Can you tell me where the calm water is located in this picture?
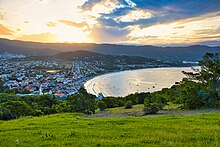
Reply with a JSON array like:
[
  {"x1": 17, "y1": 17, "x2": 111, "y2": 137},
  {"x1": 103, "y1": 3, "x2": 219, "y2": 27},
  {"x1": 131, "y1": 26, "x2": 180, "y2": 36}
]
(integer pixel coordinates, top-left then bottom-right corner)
[{"x1": 84, "y1": 67, "x2": 195, "y2": 97}]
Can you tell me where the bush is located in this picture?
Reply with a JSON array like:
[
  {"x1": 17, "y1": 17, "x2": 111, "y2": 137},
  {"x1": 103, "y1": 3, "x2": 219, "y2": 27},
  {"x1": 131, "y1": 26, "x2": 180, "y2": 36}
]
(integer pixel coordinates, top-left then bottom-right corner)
[
  {"x1": 124, "y1": 100, "x2": 133, "y2": 109},
  {"x1": 34, "y1": 109, "x2": 44, "y2": 116},
  {"x1": 0, "y1": 108, "x2": 17, "y2": 120},
  {"x1": 66, "y1": 88, "x2": 96, "y2": 114},
  {"x1": 0, "y1": 100, "x2": 34, "y2": 120},
  {"x1": 97, "y1": 101, "x2": 107, "y2": 111},
  {"x1": 143, "y1": 99, "x2": 160, "y2": 115}
]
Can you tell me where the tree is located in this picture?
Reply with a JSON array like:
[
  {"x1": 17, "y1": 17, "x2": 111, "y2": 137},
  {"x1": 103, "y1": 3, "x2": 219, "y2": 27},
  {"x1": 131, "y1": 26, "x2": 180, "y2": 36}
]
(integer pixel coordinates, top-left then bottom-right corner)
[
  {"x1": 183, "y1": 53, "x2": 220, "y2": 107},
  {"x1": 143, "y1": 99, "x2": 160, "y2": 115},
  {"x1": 35, "y1": 94, "x2": 60, "y2": 114},
  {"x1": 198, "y1": 53, "x2": 219, "y2": 83},
  {"x1": 0, "y1": 80, "x2": 3, "y2": 92},
  {"x1": 183, "y1": 53, "x2": 219, "y2": 88},
  {"x1": 0, "y1": 100, "x2": 33, "y2": 120},
  {"x1": 179, "y1": 79, "x2": 205, "y2": 109},
  {"x1": 52, "y1": 101, "x2": 67, "y2": 113},
  {"x1": 97, "y1": 101, "x2": 107, "y2": 111},
  {"x1": 124, "y1": 100, "x2": 133, "y2": 109},
  {"x1": 38, "y1": 94, "x2": 60, "y2": 107},
  {"x1": 66, "y1": 88, "x2": 96, "y2": 114},
  {"x1": 0, "y1": 93, "x2": 19, "y2": 103}
]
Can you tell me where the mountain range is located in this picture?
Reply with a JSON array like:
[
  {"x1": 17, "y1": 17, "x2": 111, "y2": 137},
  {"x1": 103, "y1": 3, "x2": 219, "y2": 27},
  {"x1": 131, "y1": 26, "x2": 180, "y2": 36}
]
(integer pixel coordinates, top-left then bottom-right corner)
[{"x1": 0, "y1": 38, "x2": 219, "y2": 61}]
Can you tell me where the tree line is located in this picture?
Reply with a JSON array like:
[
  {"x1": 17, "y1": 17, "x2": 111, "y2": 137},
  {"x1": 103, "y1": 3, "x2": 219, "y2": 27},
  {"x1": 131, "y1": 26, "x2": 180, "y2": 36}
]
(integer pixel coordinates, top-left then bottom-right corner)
[{"x1": 0, "y1": 88, "x2": 96, "y2": 120}]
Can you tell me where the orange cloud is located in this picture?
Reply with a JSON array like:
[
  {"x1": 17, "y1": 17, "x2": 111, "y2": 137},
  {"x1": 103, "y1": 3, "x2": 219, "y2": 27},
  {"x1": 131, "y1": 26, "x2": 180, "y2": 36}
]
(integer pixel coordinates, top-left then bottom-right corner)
[
  {"x1": 58, "y1": 20, "x2": 88, "y2": 28},
  {"x1": 46, "y1": 21, "x2": 57, "y2": 27},
  {"x1": 17, "y1": 32, "x2": 58, "y2": 43},
  {"x1": 0, "y1": 24, "x2": 14, "y2": 35}
]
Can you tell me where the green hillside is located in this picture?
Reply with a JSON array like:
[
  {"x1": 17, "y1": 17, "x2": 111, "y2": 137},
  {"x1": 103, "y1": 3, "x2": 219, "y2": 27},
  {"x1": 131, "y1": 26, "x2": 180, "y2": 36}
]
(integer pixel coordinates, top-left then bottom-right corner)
[{"x1": 0, "y1": 112, "x2": 219, "y2": 146}]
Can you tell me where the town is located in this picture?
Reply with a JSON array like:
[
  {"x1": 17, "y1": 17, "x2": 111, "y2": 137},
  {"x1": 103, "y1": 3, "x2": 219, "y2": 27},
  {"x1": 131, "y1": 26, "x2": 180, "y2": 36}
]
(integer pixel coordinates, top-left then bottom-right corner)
[
  {"x1": 0, "y1": 57, "x2": 103, "y2": 98},
  {"x1": 0, "y1": 51, "x2": 189, "y2": 98}
]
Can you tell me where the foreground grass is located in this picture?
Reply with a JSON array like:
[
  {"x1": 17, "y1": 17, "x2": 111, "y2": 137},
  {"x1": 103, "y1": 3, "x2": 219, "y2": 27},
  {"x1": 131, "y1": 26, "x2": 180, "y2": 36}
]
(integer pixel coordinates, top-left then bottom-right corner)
[
  {"x1": 109, "y1": 104, "x2": 144, "y2": 114},
  {"x1": 0, "y1": 113, "x2": 220, "y2": 146}
]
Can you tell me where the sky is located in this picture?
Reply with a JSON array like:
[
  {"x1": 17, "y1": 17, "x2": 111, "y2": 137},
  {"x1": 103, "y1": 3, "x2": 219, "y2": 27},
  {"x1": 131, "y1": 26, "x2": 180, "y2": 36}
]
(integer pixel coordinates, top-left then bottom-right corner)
[{"x1": 0, "y1": 0, "x2": 220, "y2": 46}]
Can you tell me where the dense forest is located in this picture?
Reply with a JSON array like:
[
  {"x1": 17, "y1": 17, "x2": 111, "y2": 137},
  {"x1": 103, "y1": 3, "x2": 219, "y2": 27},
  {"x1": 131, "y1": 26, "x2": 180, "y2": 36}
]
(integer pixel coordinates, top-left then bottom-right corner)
[{"x1": 0, "y1": 53, "x2": 219, "y2": 120}]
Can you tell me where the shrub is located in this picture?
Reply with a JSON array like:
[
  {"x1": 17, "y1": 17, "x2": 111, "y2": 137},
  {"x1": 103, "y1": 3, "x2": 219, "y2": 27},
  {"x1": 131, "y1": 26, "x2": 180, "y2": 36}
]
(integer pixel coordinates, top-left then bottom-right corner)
[
  {"x1": 0, "y1": 100, "x2": 33, "y2": 120},
  {"x1": 66, "y1": 88, "x2": 96, "y2": 114},
  {"x1": 143, "y1": 99, "x2": 160, "y2": 115},
  {"x1": 0, "y1": 108, "x2": 17, "y2": 120},
  {"x1": 97, "y1": 101, "x2": 107, "y2": 111},
  {"x1": 124, "y1": 100, "x2": 133, "y2": 109}
]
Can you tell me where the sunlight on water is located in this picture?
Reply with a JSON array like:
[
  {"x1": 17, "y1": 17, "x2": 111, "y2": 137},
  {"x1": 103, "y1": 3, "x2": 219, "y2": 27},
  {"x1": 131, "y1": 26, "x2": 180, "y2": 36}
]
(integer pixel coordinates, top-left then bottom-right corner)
[{"x1": 84, "y1": 67, "x2": 196, "y2": 97}]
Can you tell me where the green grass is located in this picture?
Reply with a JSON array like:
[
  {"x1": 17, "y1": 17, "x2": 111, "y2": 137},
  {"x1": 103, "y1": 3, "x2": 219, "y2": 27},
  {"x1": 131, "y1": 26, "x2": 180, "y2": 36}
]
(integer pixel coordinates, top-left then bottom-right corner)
[
  {"x1": 109, "y1": 104, "x2": 144, "y2": 114},
  {"x1": 0, "y1": 112, "x2": 220, "y2": 146},
  {"x1": 163, "y1": 102, "x2": 182, "y2": 110}
]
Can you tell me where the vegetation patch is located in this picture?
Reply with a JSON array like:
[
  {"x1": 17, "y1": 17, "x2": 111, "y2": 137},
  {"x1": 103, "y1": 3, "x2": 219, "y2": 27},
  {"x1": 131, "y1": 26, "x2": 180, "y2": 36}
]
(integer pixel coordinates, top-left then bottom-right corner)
[{"x1": 0, "y1": 113, "x2": 219, "y2": 146}]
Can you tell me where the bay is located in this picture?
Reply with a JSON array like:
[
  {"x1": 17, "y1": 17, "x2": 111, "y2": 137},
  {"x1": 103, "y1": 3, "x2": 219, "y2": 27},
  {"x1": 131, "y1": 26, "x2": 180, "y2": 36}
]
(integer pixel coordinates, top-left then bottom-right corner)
[{"x1": 84, "y1": 67, "x2": 196, "y2": 97}]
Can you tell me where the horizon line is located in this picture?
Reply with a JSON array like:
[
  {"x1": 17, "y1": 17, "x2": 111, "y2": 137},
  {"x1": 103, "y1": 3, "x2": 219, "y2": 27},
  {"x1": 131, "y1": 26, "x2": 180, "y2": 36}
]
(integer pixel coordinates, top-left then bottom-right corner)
[{"x1": 1, "y1": 38, "x2": 220, "y2": 48}]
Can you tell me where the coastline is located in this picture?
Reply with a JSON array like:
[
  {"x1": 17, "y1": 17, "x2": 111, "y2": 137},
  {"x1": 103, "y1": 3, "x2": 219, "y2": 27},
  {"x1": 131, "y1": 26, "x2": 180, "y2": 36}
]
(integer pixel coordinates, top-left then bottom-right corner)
[
  {"x1": 85, "y1": 65, "x2": 199, "y2": 84},
  {"x1": 83, "y1": 65, "x2": 199, "y2": 97}
]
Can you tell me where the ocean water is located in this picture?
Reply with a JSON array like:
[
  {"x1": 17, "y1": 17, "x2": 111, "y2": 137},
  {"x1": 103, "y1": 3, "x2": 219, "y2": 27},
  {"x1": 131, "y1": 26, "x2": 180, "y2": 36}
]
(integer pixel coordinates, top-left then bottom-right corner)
[{"x1": 84, "y1": 67, "x2": 195, "y2": 97}]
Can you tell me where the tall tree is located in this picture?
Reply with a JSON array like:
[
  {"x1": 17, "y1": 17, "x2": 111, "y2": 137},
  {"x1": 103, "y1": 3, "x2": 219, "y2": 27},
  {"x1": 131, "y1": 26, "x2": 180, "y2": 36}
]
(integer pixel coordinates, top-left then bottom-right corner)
[
  {"x1": 183, "y1": 53, "x2": 219, "y2": 86},
  {"x1": 183, "y1": 53, "x2": 220, "y2": 105}
]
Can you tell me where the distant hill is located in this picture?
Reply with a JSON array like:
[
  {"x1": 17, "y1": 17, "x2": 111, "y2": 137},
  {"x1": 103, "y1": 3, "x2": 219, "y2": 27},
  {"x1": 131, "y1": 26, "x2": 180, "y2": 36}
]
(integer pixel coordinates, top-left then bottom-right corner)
[
  {"x1": 25, "y1": 50, "x2": 190, "y2": 71},
  {"x1": 52, "y1": 50, "x2": 165, "y2": 66},
  {"x1": 0, "y1": 38, "x2": 219, "y2": 61}
]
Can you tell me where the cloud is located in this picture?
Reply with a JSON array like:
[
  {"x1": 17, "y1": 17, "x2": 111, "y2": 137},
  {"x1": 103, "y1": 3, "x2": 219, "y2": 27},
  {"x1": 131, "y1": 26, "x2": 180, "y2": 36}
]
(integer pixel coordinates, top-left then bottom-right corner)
[
  {"x1": 17, "y1": 32, "x2": 58, "y2": 43},
  {"x1": 114, "y1": 9, "x2": 153, "y2": 22},
  {"x1": 89, "y1": 25, "x2": 128, "y2": 43},
  {"x1": 80, "y1": 0, "x2": 103, "y2": 11},
  {"x1": 46, "y1": 21, "x2": 57, "y2": 27},
  {"x1": 2, "y1": 0, "x2": 220, "y2": 45},
  {"x1": 58, "y1": 20, "x2": 88, "y2": 28},
  {"x1": 80, "y1": 0, "x2": 125, "y2": 23},
  {"x1": 81, "y1": 0, "x2": 136, "y2": 12},
  {"x1": 0, "y1": 24, "x2": 14, "y2": 35},
  {"x1": 88, "y1": 0, "x2": 120, "y2": 17},
  {"x1": 124, "y1": 0, "x2": 136, "y2": 7},
  {"x1": 79, "y1": 0, "x2": 220, "y2": 45},
  {"x1": 83, "y1": 0, "x2": 220, "y2": 29},
  {"x1": 173, "y1": 26, "x2": 185, "y2": 29},
  {"x1": 126, "y1": 13, "x2": 220, "y2": 45},
  {"x1": 176, "y1": 11, "x2": 220, "y2": 24}
]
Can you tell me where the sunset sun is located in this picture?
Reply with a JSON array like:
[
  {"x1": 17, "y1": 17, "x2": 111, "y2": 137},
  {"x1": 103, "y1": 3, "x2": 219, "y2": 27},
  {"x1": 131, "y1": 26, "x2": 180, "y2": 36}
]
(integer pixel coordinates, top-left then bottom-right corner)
[{"x1": 54, "y1": 25, "x2": 93, "y2": 43}]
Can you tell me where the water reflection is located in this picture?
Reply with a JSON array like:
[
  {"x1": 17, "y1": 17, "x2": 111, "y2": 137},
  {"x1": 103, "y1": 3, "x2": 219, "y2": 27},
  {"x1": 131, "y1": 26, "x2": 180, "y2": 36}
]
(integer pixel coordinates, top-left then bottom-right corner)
[{"x1": 84, "y1": 67, "x2": 195, "y2": 97}]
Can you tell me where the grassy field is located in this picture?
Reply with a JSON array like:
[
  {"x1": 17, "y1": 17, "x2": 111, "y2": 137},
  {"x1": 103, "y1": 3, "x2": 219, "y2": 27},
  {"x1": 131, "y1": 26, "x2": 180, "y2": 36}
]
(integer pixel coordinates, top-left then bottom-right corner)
[{"x1": 0, "y1": 112, "x2": 219, "y2": 146}]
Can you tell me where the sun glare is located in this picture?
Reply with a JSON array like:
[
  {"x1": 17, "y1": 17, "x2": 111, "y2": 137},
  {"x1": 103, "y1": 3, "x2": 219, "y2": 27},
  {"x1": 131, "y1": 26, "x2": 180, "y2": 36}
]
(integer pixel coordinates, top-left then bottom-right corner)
[{"x1": 54, "y1": 25, "x2": 93, "y2": 43}]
